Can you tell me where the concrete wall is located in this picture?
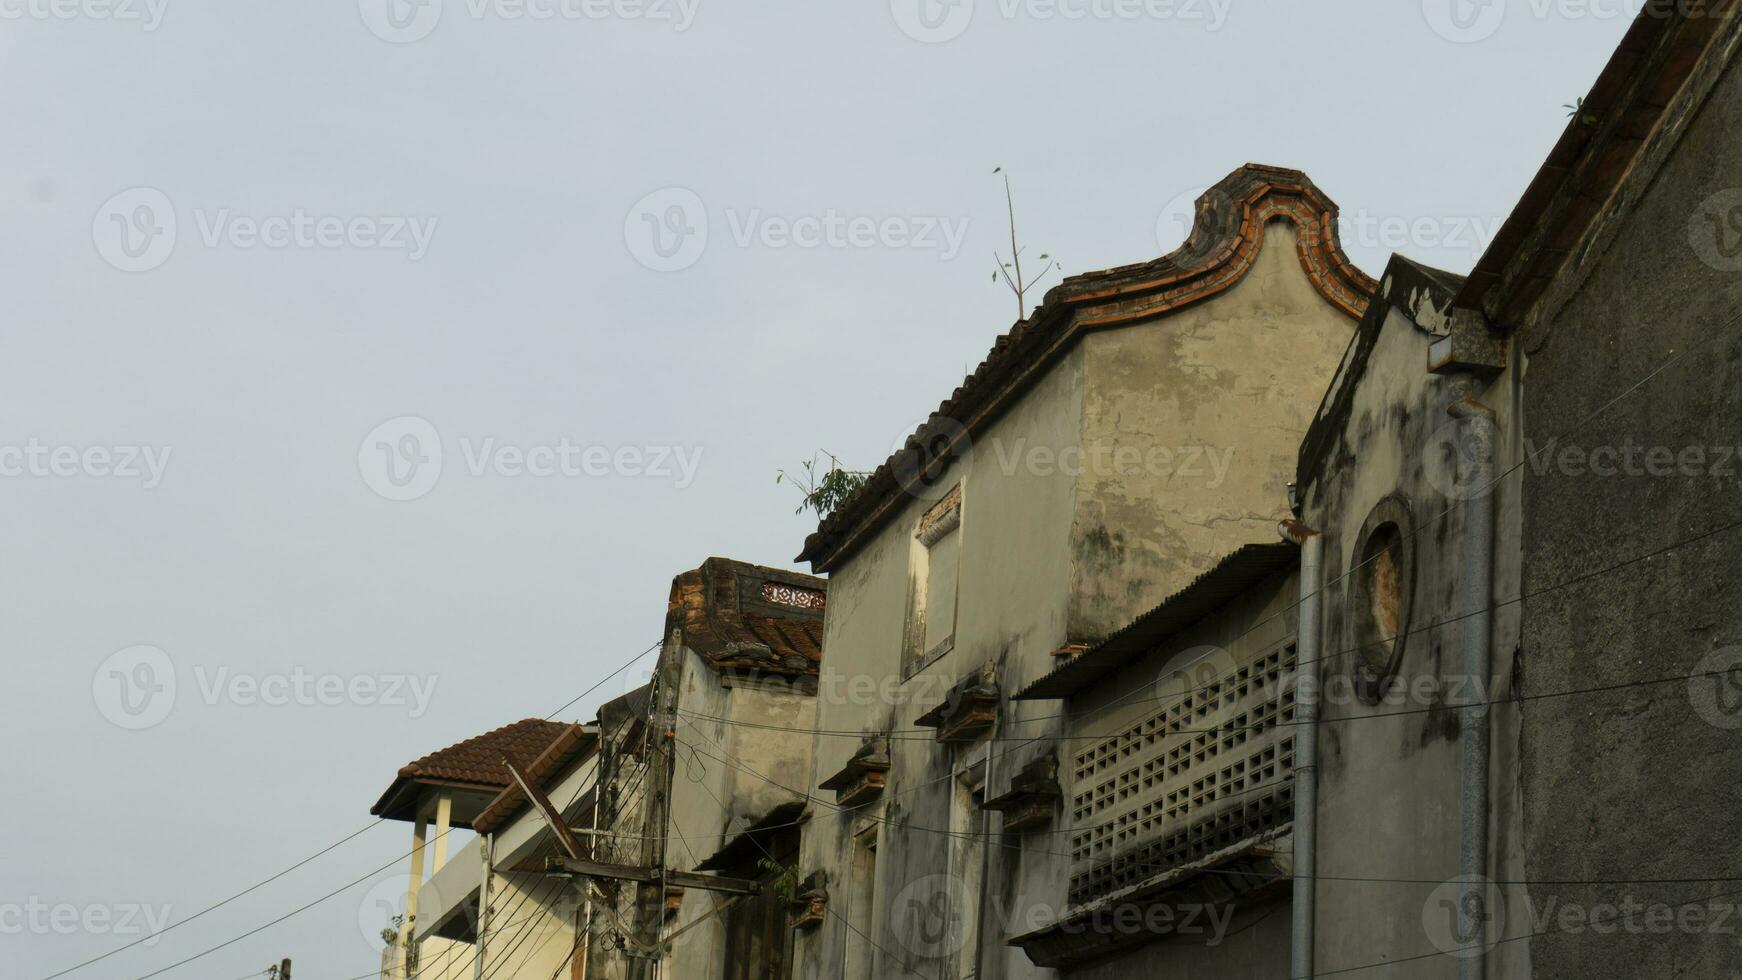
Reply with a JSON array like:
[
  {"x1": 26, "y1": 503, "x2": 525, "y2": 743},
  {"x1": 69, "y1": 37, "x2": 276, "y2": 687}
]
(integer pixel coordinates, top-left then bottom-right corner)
[
  {"x1": 666, "y1": 649, "x2": 817, "y2": 980},
  {"x1": 1053, "y1": 569, "x2": 1299, "y2": 979},
  {"x1": 1515, "y1": 39, "x2": 1742, "y2": 979},
  {"x1": 797, "y1": 217, "x2": 1360, "y2": 980},
  {"x1": 795, "y1": 340, "x2": 1085, "y2": 980},
  {"x1": 1071, "y1": 224, "x2": 1355, "y2": 641},
  {"x1": 1296, "y1": 295, "x2": 1527, "y2": 978}
]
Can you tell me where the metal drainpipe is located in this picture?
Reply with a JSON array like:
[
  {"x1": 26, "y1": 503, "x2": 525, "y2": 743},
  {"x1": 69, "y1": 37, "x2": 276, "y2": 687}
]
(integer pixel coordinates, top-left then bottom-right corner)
[
  {"x1": 1449, "y1": 378, "x2": 1497, "y2": 980},
  {"x1": 1280, "y1": 518, "x2": 1322, "y2": 980}
]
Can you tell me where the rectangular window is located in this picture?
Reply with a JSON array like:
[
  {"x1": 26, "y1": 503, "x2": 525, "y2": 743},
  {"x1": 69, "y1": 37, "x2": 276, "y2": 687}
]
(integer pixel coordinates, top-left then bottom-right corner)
[
  {"x1": 843, "y1": 829, "x2": 880, "y2": 980},
  {"x1": 910, "y1": 486, "x2": 963, "y2": 669}
]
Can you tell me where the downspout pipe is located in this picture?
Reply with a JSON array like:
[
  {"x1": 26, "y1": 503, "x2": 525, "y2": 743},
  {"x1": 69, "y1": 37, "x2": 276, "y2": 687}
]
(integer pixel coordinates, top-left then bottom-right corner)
[
  {"x1": 1448, "y1": 379, "x2": 1497, "y2": 980},
  {"x1": 1280, "y1": 518, "x2": 1322, "y2": 980}
]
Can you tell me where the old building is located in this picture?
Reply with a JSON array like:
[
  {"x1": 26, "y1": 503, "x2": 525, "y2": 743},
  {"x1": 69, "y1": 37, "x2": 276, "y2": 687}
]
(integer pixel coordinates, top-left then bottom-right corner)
[
  {"x1": 587, "y1": 557, "x2": 827, "y2": 980},
  {"x1": 369, "y1": 717, "x2": 594, "y2": 979},
  {"x1": 1461, "y1": 5, "x2": 1742, "y2": 976},
  {"x1": 785, "y1": 163, "x2": 1376, "y2": 980}
]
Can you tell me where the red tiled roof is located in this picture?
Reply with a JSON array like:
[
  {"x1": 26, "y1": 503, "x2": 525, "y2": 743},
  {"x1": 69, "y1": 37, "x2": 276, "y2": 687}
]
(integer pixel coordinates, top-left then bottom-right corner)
[
  {"x1": 471, "y1": 723, "x2": 598, "y2": 836},
  {"x1": 667, "y1": 558, "x2": 827, "y2": 676},
  {"x1": 796, "y1": 163, "x2": 1375, "y2": 573},
  {"x1": 370, "y1": 718, "x2": 573, "y2": 819}
]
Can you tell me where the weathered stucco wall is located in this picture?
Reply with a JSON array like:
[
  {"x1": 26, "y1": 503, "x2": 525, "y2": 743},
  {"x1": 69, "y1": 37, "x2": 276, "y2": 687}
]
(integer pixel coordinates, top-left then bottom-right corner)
[
  {"x1": 798, "y1": 214, "x2": 1363, "y2": 980},
  {"x1": 795, "y1": 344, "x2": 1085, "y2": 980},
  {"x1": 1298, "y1": 293, "x2": 1526, "y2": 978},
  {"x1": 1070, "y1": 223, "x2": 1356, "y2": 642},
  {"x1": 667, "y1": 650, "x2": 817, "y2": 980},
  {"x1": 1517, "y1": 40, "x2": 1742, "y2": 979}
]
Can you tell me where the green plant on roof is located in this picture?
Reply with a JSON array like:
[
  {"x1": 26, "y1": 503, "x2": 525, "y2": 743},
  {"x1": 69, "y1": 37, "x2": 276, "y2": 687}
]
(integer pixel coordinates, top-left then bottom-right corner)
[{"x1": 778, "y1": 451, "x2": 870, "y2": 519}]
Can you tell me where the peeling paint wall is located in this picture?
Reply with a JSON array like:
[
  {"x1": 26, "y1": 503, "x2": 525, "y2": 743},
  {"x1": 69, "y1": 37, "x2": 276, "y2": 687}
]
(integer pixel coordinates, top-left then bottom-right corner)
[
  {"x1": 1071, "y1": 223, "x2": 1356, "y2": 642},
  {"x1": 795, "y1": 344, "x2": 1084, "y2": 980},
  {"x1": 797, "y1": 218, "x2": 1360, "y2": 980},
  {"x1": 1297, "y1": 297, "x2": 1526, "y2": 979},
  {"x1": 666, "y1": 653, "x2": 818, "y2": 980}
]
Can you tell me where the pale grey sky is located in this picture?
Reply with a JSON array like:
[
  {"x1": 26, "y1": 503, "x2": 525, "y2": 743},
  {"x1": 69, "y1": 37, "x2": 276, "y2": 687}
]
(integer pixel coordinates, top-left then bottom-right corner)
[{"x1": 2, "y1": 1, "x2": 1634, "y2": 976}]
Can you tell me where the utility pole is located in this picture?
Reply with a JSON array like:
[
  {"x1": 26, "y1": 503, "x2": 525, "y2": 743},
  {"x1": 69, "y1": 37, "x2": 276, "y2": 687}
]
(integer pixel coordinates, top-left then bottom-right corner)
[
  {"x1": 266, "y1": 959, "x2": 291, "y2": 980},
  {"x1": 626, "y1": 628, "x2": 681, "y2": 980},
  {"x1": 473, "y1": 834, "x2": 495, "y2": 980}
]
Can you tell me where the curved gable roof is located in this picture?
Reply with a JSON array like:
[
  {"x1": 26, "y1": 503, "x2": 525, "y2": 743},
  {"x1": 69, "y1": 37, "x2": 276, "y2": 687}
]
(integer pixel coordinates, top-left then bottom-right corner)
[{"x1": 797, "y1": 163, "x2": 1376, "y2": 572}]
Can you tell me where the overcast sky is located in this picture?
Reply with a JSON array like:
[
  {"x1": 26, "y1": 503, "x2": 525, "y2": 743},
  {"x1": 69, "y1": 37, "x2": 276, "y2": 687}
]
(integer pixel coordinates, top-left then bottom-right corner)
[{"x1": 1, "y1": 1, "x2": 1638, "y2": 976}]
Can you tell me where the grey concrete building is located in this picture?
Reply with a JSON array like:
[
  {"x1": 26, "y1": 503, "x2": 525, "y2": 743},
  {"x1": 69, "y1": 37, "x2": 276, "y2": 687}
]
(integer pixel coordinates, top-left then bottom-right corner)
[
  {"x1": 587, "y1": 557, "x2": 827, "y2": 980},
  {"x1": 786, "y1": 163, "x2": 1377, "y2": 980}
]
